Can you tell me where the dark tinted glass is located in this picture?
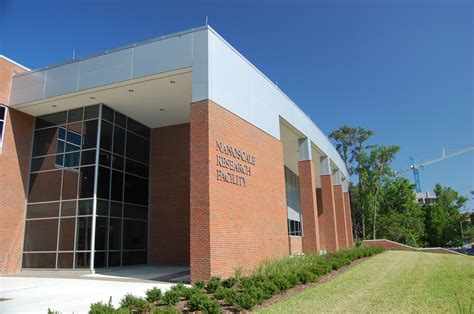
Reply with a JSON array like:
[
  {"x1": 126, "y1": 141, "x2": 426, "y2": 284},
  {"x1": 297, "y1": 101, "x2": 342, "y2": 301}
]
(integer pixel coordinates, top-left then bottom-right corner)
[
  {"x1": 23, "y1": 253, "x2": 56, "y2": 268},
  {"x1": 64, "y1": 152, "x2": 80, "y2": 168},
  {"x1": 58, "y1": 253, "x2": 74, "y2": 268},
  {"x1": 124, "y1": 174, "x2": 148, "y2": 205},
  {"x1": 32, "y1": 128, "x2": 58, "y2": 156},
  {"x1": 29, "y1": 170, "x2": 62, "y2": 203},
  {"x1": 76, "y1": 217, "x2": 92, "y2": 250},
  {"x1": 97, "y1": 200, "x2": 109, "y2": 216},
  {"x1": 108, "y1": 218, "x2": 122, "y2": 250},
  {"x1": 126, "y1": 159, "x2": 149, "y2": 177},
  {"x1": 108, "y1": 252, "x2": 121, "y2": 267},
  {"x1": 122, "y1": 250, "x2": 147, "y2": 266},
  {"x1": 84, "y1": 105, "x2": 99, "y2": 120},
  {"x1": 61, "y1": 201, "x2": 76, "y2": 216},
  {"x1": 24, "y1": 219, "x2": 58, "y2": 251},
  {"x1": 79, "y1": 166, "x2": 95, "y2": 198},
  {"x1": 0, "y1": 106, "x2": 5, "y2": 118},
  {"x1": 26, "y1": 202, "x2": 60, "y2": 219},
  {"x1": 81, "y1": 149, "x2": 96, "y2": 165},
  {"x1": 114, "y1": 112, "x2": 126, "y2": 128},
  {"x1": 78, "y1": 199, "x2": 93, "y2": 216},
  {"x1": 102, "y1": 106, "x2": 114, "y2": 122},
  {"x1": 35, "y1": 112, "x2": 67, "y2": 129},
  {"x1": 95, "y1": 217, "x2": 108, "y2": 250},
  {"x1": 62, "y1": 170, "x2": 78, "y2": 200},
  {"x1": 30, "y1": 155, "x2": 58, "y2": 172},
  {"x1": 123, "y1": 220, "x2": 147, "y2": 250},
  {"x1": 127, "y1": 118, "x2": 150, "y2": 139},
  {"x1": 113, "y1": 126, "x2": 125, "y2": 155},
  {"x1": 99, "y1": 150, "x2": 111, "y2": 167},
  {"x1": 59, "y1": 218, "x2": 76, "y2": 251},
  {"x1": 124, "y1": 204, "x2": 148, "y2": 220},
  {"x1": 111, "y1": 171, "x2": 123, "y2": 202},
  {"x1": 75, "y1": 252, "x2": 90, "y2": 268},
  {"x1": 110, "y1": 202, "x2": 122, "y2": 217},
  {"x1": 68, "y1": 108, "x2": 83, "y2": 123},
  {"x1": 94, "y1": 252, "x2": 106, "y2": 268},
  {"x1": 112, "y1": 155, "x2": 124, "y2": 170},
  {"x1": 97, "y1": 167, "x2": 110, "y2": 199},
  {"x1": 126, "y1": 132, "x2": 149, "y2": 164},
  {"x1": 100, "y1": 121, "x2": 113, "y2": 151},
  {"x1": 82, "y1": 120, "x2": 98, "y2": 149}
]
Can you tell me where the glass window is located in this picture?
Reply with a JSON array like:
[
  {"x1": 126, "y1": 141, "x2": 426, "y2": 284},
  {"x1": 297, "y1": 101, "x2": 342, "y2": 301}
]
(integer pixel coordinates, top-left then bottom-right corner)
[
  {"x1": 126, "y1": 159, "x2": 149, "y2": 177},
  {"x1": 79, "y1": 166, "x2": 95, "y2": 198},
  {"x1": 24, "y1": 219, "x2": 59, "y2": 251},
  {"x1": 108, "y1": 251, "x2": 121, "y2": 267},
  {"x1": 75, "y1": 252, "x2": 90, "y2": 268},
  {"x1": 78, "y1": 199, "x2": 93, "y2": 216},
  {"x1": 99, "y1": 150, "x2": 111, "y2": 167},
  {"x1": 82, "y1": 120, "x2": 98, "y2": 149},
  {"x1": 61, "y1": 201, "x2": 76, "y2": 216},
  {"x1": 108, "y1": 218, "x2": 122, "y2": 250},
  {"x1": 111, "y1": 171, "x2": 123, "y2": 202},
  {"x1": 94, "y1": 252, "x2": 106, "y2": 268},
  {"x1": 64, "y1": 152, "x2": 80, "y2": 168},
  {"x1": 68, "y1": 108, "x2": 83, "y2": 123},
  {"x1": 26, "y1": 202, "x2": 60, "y2": 219},
  {"x1": 114, "y1": 111, "x2": 126, "y2": 128},
  {"x1": 81, "y1": 149, "x2": 96, "y2": 166},
  {"x1": 97, "y1": 200, "x2": 109, "y2": 216},
  {"x1": 124, "y1": 174, "x2": 148, "y2": 205},
  {"x1": 35, "y1": 111, "x2": 67, "y2": 129},
  {"x1": 95, "y1": 217, "x2": 108, "y2": 251},
  {"x1": 102, "y1": 106, "x2": 114, "y2": 122},
  {"x1": 122, "y1": 250, "x2": 147, "y2": 266},
  {"x1": 59, "y1": 218, "x2": 76, "y2": 251},
  {"x1": 110, "y1": 202, "x2": 122, "y2": 217},
  {"x1": 97, "y1": 167, "x2": 110, "y2": 199},
  {"x1": 62, "y1": 170, "x2": 78, "y2": 200},
  {"x1": 126, "y1": 132, "x2": 149, "y2": 164},
  {"x1": 124, "y1": 204, "x2": 148, "y2": 220},
  {"x1": 113, "y1": 126, "x2": 125, "y2": 155},
  {"x1": 100, "y1": 121, "x2": 113, "y2": 151},
  {"x1": 76, "y1": 217, "x2": 92, "y2": 251},
  {"x1": 112, "y1": 154, "x2": 124, "y2": 170},
  {"x1": 127, "y1": 118, "x2": 150, "y2": 139},
  {"x1": 29, "y1": 170, "x2": 62, "y2": 203},
  {"x1": 0, "y1": 105, "x2": 6, "y2": 151},
  {"x1": 84, "y1": 105, "x2": 99, "y2": 120},
  {"x1": 58, "y1": 253, "x2": 74, "y2": 268},
  {"x1": 123, "y1": 220, "x2": 147, "y2": 250},
  {"x1": 32, "y1": 128, "x2": 59, "y2": 156},
  {"x1": 23, "y1": 253, "x2": 56, "y2": 268},
  {"x1": 31, "y1": 155, "x2": 60, "y2": 172}
]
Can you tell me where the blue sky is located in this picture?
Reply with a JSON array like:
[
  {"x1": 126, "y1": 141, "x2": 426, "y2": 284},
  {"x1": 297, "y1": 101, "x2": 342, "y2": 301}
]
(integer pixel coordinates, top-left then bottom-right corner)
[{"x1": 1, "y1": 0, "x2": 473, "y2": 209}]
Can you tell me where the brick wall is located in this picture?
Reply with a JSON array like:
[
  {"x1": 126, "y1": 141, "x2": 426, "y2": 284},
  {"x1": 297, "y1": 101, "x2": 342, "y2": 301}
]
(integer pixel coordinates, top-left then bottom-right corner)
[
  {"x1": 0, "y1": 57, "x2": 34, "y2": 275},
  {"x1": 190, "y1": 99, "x2": 289, "y2": 281},
  {"x1": 316, "y1": 188, "x2": 326, "y2": 250},
  {"x1": 149, "y1": 123, "x2": 190, "y2": 266},
  {"x1": 289, "y1": 236, "x2": 303, "y2": 255},
  {"x1": 344, "y1": 192, "x2": 353, "y2": 246},
  {"x1": 298, "y1": 160, "x2": 320, "y2": 253},
  {"x1": 333, "y1": 185, "x2": 348, "y2": 248},
  {"x1": 319, "y1": 175, "x2": 339, "y2": 252}
]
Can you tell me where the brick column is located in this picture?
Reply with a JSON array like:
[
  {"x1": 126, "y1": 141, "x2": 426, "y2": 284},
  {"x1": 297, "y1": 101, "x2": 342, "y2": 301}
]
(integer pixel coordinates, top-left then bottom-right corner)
[
  {"x1": 298, "y1": 160, "x2": 320, "y2": 254},
  {"x1": 344, "y1": 192, "x2": 354, "y2": 246},
  {"x1": 333, "y1": 185, "x2": 348, "y2": 248},
  {"x1": 190, "y1": 100, "x2": 211, "y2": 282},
  {"x1": 319, "y1": 173, "x2": 339, "y2": 252}
]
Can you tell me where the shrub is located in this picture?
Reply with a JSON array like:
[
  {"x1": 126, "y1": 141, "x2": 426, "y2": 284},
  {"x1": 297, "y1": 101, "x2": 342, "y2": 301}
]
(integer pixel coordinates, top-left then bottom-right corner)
[
  {"x1": 152, "y1": 305, "x2": 181, "y2": 314},
  {"x1": 284, "y1": 272, "x2": 300, "y2": 287},
  {"x1": 120, "y1": 294, "x2": 147, "y2": 311},
  {"x1": 47, "y1": 309, "x2": 61, "y2": 314},
  {"x1": 298, "y1": 270, "x2": 317, "y2": 284},
  {"x1": 235, "y1": 292, "x2": 255, "y2": 311},
  {"x1": 193, "y1": 280, "x2": 205, "y2": 289},
  {"x1": 270, "y1": 275, "x2": 291, "y2": 292},
  {"x1": 170, "y1": 282, "x2": 187, "y2": 298},
  {"x1": 262, "y1": 280, "x2": 279, "y2": 298},
  {"x1": 244, "y1": 286, "x2": 265, "y2": 305},
  {"x1": 146, "y1": 287, "x2": 162, "y2": 303},
  {"x1": 90, "y1": 297, "x2": 115, "y2": 314},
  {"x1": 222, "y1": 276, "x2": 237, "y2": 288},
  {"x1": 162, "y1": 290, "x2": 180, "y2": 306},
  {"x1": 188, "y1": 292, "x2": 221, "y2": 313},
  {"x1": 206, "y1": 276, "x2": 222, "y2": 293},
  {"x1": 182, "y1": 286, "x2": 202, "y2": 300}
]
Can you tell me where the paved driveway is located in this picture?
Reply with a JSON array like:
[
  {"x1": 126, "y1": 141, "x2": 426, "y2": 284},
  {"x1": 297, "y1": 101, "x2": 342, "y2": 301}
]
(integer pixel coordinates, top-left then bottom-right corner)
[{"x1": 0, "y1": 267, "x2": 188, "y2": 313}]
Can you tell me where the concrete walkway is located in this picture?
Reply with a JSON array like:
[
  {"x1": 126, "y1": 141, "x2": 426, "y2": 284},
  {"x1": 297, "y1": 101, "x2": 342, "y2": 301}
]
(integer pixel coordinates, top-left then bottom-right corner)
[{"x1": 0, "y1": 266, "x2": 189, "y2": 313}]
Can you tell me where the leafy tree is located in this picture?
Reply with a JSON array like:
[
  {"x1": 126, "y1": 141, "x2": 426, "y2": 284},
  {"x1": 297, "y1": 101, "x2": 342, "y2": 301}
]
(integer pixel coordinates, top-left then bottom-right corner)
[
  {"x1": 377, "y1": 178, "x2": 425, "y2": 247},
  {"x1": 423, "y1": 184, "x2": 468, "y2": 247}
]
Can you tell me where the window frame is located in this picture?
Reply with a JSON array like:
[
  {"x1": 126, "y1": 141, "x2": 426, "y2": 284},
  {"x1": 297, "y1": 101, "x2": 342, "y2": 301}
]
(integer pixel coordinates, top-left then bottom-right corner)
[{"x1": 0, "y1": 104, "x2": 7, "y2": 154}]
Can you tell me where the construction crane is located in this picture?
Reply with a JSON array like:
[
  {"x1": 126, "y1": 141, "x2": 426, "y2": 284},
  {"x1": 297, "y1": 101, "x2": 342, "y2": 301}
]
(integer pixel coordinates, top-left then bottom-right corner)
[{"x1": 396, "y1": 146, "x2": 474, "y2": 193}]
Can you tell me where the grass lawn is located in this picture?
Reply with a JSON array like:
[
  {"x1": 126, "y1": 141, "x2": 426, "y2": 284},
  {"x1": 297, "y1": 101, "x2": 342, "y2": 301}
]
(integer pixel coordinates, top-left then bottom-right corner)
[{"x1": 255, "y1": 250, "x2": 474, "y2": 313}]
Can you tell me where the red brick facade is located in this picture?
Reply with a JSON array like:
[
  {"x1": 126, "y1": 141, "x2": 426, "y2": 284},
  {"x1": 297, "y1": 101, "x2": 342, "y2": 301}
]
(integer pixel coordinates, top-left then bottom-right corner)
[
  {"x1": 334, "y1": 185, "x2": 348, "y2": 248},
  {"x1": 344, "y1": 192, "x2": 354, "y2": 247},
  {"x1": 0, "y1": 57, "x2": 33, "y2": 275},
  {"x1": 319, "y1": 174, "x2": 339, "y2": 252},
  {"x1": 149, "y1": 123, "x2": 190, "y2": 266},
  {"x1": 288, "y1": 236, "x2": 303, "y2": 255},
  {"x1": 190, "y1": 99, "x2": 288, "y2": 281},
  {"x1": 298, "y1": 160, "x2": 320, "y2": 253}
]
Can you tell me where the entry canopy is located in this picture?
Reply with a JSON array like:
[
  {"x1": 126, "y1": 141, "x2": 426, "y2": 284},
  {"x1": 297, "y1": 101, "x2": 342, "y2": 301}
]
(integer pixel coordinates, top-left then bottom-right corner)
[{"x1": 9, "y1": 25, "x2": 349, "y2": 178}]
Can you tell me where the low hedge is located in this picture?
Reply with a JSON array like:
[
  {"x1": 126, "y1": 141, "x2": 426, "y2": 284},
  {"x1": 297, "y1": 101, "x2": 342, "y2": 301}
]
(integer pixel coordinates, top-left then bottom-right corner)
[{"x1": 85, "y1": 245, "x2": 384, "y2": 313}]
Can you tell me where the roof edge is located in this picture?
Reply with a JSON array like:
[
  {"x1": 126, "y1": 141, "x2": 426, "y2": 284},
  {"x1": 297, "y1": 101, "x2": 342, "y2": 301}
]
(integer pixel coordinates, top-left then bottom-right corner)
[{"x1": 0, "y1": 55, "x2": 30, "y2": 71}]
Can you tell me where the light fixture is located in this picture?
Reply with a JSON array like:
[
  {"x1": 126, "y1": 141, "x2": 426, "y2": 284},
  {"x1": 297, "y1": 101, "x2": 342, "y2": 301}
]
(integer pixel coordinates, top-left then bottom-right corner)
[
  {"x1": 160, "y1": 108, "x2": 165, "y2": 111},
  {"x1": 128, "y1": 89, "x2": 134, "y2": 92},
  {"x1": 170, "y1": 80, "x2": 176, "y2": 84},
  {"x1": 90, "y1": 96, "x2": 96, "y2": 100},
  {"x1": 52, "y1": 105, "x2": 57, "y2": 108}
]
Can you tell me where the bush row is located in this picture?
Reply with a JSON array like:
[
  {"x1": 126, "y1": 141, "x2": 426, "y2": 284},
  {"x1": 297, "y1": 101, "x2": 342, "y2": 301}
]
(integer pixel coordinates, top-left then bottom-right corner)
[{"x1": 88, "y1": 246, "x2": 384, "y2": 313}]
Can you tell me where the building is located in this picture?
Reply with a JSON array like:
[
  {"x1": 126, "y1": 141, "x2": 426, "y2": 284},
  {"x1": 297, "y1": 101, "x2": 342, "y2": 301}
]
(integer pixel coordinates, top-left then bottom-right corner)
[
  {"x1": 416, "y1": 192, "x2": 437, "y2": 205},
  {"x1": 0, "y1": 26, "x2": 352, "y2": 281}
]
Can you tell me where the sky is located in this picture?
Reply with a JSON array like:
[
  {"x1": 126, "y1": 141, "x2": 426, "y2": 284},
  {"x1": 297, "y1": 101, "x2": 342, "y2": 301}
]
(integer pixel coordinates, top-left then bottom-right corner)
[{"x1": 1, "y1": 0, "x2": 473, "y2": 209}]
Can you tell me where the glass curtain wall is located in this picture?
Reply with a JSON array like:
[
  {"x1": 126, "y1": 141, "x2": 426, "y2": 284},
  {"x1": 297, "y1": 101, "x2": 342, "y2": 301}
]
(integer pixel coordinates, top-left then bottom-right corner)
[
  {"x1": 23, "y1": 104, "x2": 150, "y2": 269},
  {"x1": 284, "y1": 166, "x2": 303, "y2": 236}
]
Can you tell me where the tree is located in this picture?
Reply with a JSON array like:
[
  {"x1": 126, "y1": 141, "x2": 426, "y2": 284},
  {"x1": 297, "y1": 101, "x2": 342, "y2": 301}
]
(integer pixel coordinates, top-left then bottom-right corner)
[
  {"x1": 423, "y1": 184, "x2": 468, "y2": 247},
  {"x1": 377, "y1": 178, "x2": 425, "y2": 247}
]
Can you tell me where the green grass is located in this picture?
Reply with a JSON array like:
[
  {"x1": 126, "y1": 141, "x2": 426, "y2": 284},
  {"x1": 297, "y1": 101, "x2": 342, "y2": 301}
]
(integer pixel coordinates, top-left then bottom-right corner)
[{"x1": 255, "y1": 250, "x2": 474, "y2": 313}]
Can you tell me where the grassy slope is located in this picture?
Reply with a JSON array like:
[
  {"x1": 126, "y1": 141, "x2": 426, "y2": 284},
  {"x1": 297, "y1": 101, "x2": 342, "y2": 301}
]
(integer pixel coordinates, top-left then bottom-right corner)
[{"x1": 255, "y1": 250, "x2": 474, "y2": 313}]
